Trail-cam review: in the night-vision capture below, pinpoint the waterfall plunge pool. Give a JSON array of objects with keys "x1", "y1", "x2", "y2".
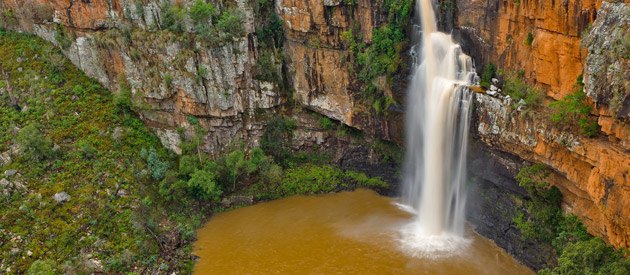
[{"x1": 193, "y1": 189, "x2": 533, "y2": 274}]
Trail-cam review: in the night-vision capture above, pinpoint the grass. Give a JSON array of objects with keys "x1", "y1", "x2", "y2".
[
  {"x1": 0, "y1": 30, "x2": 193, "y2": 273},
  {"x1": 0, "y1": 31, "x2": 391, "y2": 273}
]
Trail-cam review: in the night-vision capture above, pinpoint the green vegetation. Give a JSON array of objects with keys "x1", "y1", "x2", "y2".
[
  {"x1": 319, "y1": 116, "x2": 335, "y2": 130},
  {"x1": 0, "y1": 30, "x2": 187, "y2": 273},
  {"x1": 53, "y1": 23, "x2": 73, "y2": 49},
  {"x1": 260, "y1": 116, "x2": 296, "y2": 166},
  {"x1": 480, "y1": 63, "x2": 496, "y2": 89},
  {"x1": 253, "y1": 0, "x2": 286, "y2": 88},
  {"x1": 503, "y1": 73, "x2": 543, "y2": 110},
  {"x1": 550, "y1": 76, "x2": 600, "y2": 137},
  {"x1": 0, "y1": 30, "x2": 389, "y2": 273},
  {"x1": 159, "y1": 0, "x2": 244, "y2": 45},
  {"x1": 341, "y1": 0, "x2": 412, "y2": 113},
  {"x1": 189, "y1": 0, "x2": 217, "y2": 25},
  {"x1": 160, "y1": 2, "x2": 186, "y2": 33},
  {"x1": 279, "y1": 164, "x2": 387, "y2": 196},
  {"x1": 16, "y1": 123, "x2": 54, "y2": 161},
  {"x1": 513, "y1": 164, "x2": 630, "y2": 274},
  {"x1": 27, "y1": 260, "x2": 55, "y2": 275},
  {"x1": 254, "y1": 50, "x2": 282, "y2": 83},
  {"x1": 525, "y1": 32, "x2": 534, "y2": 46}
]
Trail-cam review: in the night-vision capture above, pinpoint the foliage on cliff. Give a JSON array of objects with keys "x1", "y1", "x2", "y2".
[
  {"x1": 0, "y1": 30, "x2": 389, "y2": 274},
  {"x1": 549, "y1": 76, "x2": 600, "y2": 137},
  {"x1": 514, "y1": 164, "x2": 629, "y2": 274},
  {"x1": 0, "y1": 30, "x2": 190, "y2": 273},
  {"x1": 341, "y1": 0, "x2": 413, "y2": 114}
]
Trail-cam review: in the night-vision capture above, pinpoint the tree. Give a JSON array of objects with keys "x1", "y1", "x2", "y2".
[
  {"x1": 261, "y1": 116, "x2": 295, "y2": 166},
  {"x1": 217, "y1": 8, "x2": 244, "y2": 40},
  {"x1": 224, "y1": 149, "x2": 256, "y2": 190},
  {"x1": 187, "y1": 169, "x2": 222, "y2": 202},
  {"x1": 141, "y1": 147, "x2": 170, "y2": 180},
  {"x1": 190, "y1": 0, "x2": 217, "y2": 24}
]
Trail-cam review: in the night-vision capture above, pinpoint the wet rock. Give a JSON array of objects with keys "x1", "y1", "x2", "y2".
[{"x1": 53, "y1": 192, "x2": 71, "y2": 203}]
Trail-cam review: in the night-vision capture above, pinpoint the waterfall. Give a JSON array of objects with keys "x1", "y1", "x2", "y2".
[{"x1": 399, "y1": 0, "x2": 476, "y2": 251}]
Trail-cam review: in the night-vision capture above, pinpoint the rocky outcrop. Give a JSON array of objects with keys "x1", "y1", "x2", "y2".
[
  {"x1": 454, "y1": 0, "x2": 630, "y2": 250},
  {"x1": 473, "y1": 91, "x2": 630, "y2": 249},
  {"x1": 278, "y1": 0, "x2": 406, "y2": 143},
  {"x1": 454, "y1": 0, "x2": 599, "y2": 100},
  {"x1": 583, "y1": 2, "x2": 630, "y2": 121},
  {"x1": 0, "y1": 0, "x2": 282, "y2": 154},
  {"x1": 467, "y1": 139, "x2": 555, "y2": 270}
]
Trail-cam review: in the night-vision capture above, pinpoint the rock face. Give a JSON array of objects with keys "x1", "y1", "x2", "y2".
[
  {"x1": 278, "y1": 0, "x2": 405, "y2": 142},
  {"x1": 467, "y1": 139, "x2": 555, "y2": 270},
  {"x1": 583, "y1": 2, "x2": 630, "y2": 120},
  {"x1": 1, "y1": 0, "x2": 282, "y2": 154},
  {"x1": 1, "y1": 0, "x2": 629, "y2": 259},
  {"x1": 453, "y1": 0, "x2": 630, "y2": 250},
  {"x1": 454, "y1": 0, "x2": 599, "y2": 100},
  {"x1": 473, "y1": 91, "x2": 630, "y2": 249}
]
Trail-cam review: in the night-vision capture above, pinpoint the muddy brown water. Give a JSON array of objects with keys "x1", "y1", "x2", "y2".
[{"x1": 193, "y1": 189, "x2": 533, "y2": 274}]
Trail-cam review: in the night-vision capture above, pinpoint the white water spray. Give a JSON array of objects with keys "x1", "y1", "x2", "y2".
[{"x1": 399, "y1": 0, "x2": 476, "y2": 253}]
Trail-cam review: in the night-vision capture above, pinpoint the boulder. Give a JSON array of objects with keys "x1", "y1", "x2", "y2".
[{"x1": 53, "y1": 192, "x2": 71, "y2": 203}]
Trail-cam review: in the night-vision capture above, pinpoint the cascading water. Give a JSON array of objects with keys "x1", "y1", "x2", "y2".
[{"x1": 399, "y1": 0, "x2": 477, "y2": 255}]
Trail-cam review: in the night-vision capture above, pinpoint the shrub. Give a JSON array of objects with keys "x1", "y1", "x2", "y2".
[
  {"x1": 114, "y1": 75, "x2": 132, "y2": 113},
  {"x1": 187, "y1": 169, "x2": 222, "y2": 202},
  {"x1": 280, "y1": 164, "x2": 345, "y2": 195},
  {"x1": 217, "y1": 8, "x2": 244, "y2": 40},
  {"x1": 480, "y1": 63, "x2": 496, "y2": 89},
  {"x1": 160, "y1": 2, "x2": 186, "y2": 33},
  {"x1": 54, "y1": 24, "x2": 72, "y2": 49},
  {"x1": 141, "y1": 147, "x2": 170, "y2": 180},
  {"x1": 257, "y1": 13, "x2": 284, "y2": 49},
  {"x1": 503, "y1": 74, "x2": 543, "y2": 110},
  {"x1": 372, "y1": 96, "x2": 396, "y2": 115},
  {"x1": 77, "y1": 140, "x2": 97, "y2": 160},
  {"x1": 515, "y1": 163, "x2": 630, "y2": 274},
  {"x1": 540, "y1": 238, "x2": 630, "y2": 275},
  {"x1": 223, "y1": 149, "x2": 257, "y2": 190},
  {"x1": 319, "y1": 117, "x2": 334, "y2": 130},
  {"x1": 27, "y1": 259, "x2": 56, "y2": 275},
  {"x1": 549, "y1": 78, "x2": 600, "y2": 137},
  {"x1": 261, "y1": 116, "x2": 296, "y2": 166},
  {"x1": 17, "y1": 123, "x2": 53, "y2": 161},
  {"x1": 189, "y1": 0, "x2": 217, "y2": 24},
  {"x1": 514, "y1": 164, "x2": 563, "y2": 242},
  {"x1": 254, "y1": 51, "x2": 280, "y2": 83},
  {"x1": 178, "y1": 154, "x2": 200, "y2": 176},
  {"x1": 280, "y1": 164, "x2": 388, "y2": 196}
]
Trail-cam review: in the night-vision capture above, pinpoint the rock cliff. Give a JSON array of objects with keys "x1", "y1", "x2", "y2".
[
  {"x1": 452, "y1": 0, "x2": 630, "y2": 250},
  {"x1": 0, "y1": 0, "x2": 628, "y2": 259}
]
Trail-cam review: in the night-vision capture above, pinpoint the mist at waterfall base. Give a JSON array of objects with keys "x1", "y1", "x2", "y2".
[{"x1": 398, "y1": 0, "x2": 477, "y2": 257}]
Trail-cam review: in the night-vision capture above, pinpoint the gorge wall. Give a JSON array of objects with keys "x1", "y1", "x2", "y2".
[
  {"x1": 0, "y1": 0, "x2": 628, "y2": 263},
  {"x1": 452, "y1": 0, "x2": 630, "y2": 250}
]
